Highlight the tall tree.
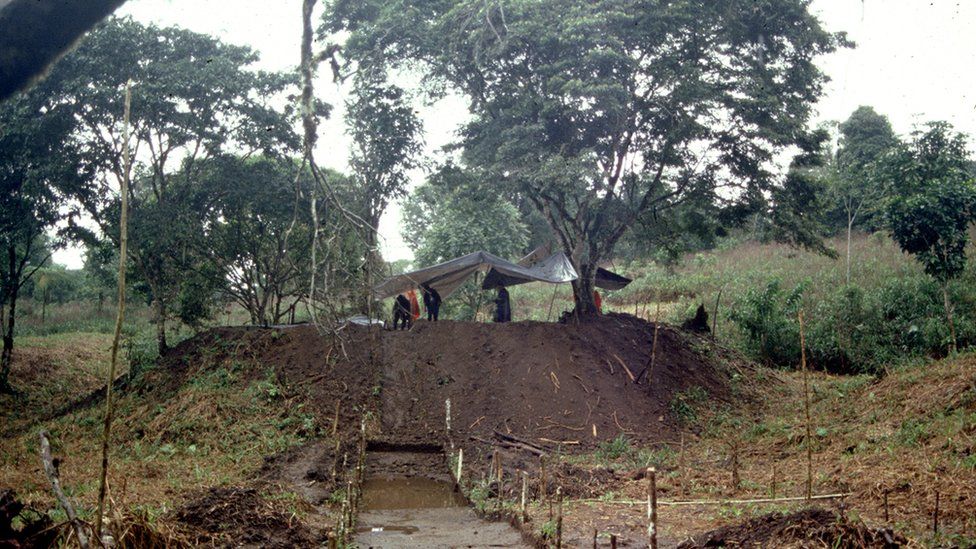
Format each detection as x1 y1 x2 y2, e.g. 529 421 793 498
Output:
0 84 87 392
325 0 848 316
831 106 897 284
882 122 976 353
52 17 297 352
345 70 424 271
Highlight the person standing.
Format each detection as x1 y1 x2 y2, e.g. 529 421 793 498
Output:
494 287 511 323
422 284 442 321
407 289 420 321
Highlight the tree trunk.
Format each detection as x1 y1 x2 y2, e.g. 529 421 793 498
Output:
0 286 18 393
845 217 853 286
153 297 168 354
41 289 48 325
942 284 957 354
571 263 599 319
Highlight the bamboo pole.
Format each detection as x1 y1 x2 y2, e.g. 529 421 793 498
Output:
95 79 133 539
456 448 464 485
571 492 852 506
799 309 812 500
648 467 658 549
521 470 528 523
332 399 340 436
555 486 563 549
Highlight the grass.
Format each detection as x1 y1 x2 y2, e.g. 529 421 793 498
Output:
0 331 321 523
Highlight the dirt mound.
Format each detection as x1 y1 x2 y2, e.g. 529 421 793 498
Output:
151 313 745 452
377 313 742 448
174 487 316 548
677 508 909 548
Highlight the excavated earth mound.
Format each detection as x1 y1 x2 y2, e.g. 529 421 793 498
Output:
158 313 748 452
677 508 908 548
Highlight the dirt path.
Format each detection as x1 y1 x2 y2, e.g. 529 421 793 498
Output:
352 451 529 549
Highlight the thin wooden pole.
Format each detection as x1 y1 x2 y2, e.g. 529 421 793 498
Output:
799 309 812 501
611 534 617 549
540 455 548 519
648 467 658 549
456 448 464 485
933 491 940 535
546 285 559 322
521 470 528 522
95 79 132 539
593 528 598 549
883 489 889 523
332 399 341 436
555 486 563 549
711 286 724 339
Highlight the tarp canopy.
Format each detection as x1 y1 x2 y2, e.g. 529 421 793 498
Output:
372 251 579 300
483 245 633 291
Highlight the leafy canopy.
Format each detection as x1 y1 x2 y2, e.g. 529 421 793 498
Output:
883 122 976 283
326 0 849 312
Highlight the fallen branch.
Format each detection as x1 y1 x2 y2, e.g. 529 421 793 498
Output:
538 438 580 445
493 430 550 453
39 431 90 548
573 492 852 507
470 435 546 457
611 353 636 383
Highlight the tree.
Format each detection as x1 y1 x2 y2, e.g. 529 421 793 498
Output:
345 70 424 273
325 0 848 316
51 17 298 352
402 163 528 317
830 106 897 284
193 155 360 326
882 122 976 353
0 83 87 392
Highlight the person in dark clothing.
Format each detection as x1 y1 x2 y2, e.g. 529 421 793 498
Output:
494 287 511 323
422 284 442 321
392 294 412 330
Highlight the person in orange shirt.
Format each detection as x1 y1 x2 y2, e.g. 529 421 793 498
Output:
407 289 420 320
593 290 602 313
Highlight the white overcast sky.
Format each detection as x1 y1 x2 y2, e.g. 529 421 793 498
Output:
52 0 976 268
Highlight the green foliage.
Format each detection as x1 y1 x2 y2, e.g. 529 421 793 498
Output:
727 280 806 367
402 163 529 318
882 122 976 284
48 16 298 350
328 0 848 313
669 386 709 425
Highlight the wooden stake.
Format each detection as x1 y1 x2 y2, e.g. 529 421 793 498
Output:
883 489 889 523
95 79 132 541
730 439 740 492
332 399 340 436
593 528 598 549
456 448 464 485
799 309 812 501
540 455 548 516
555 486 563 549
933 491 940 535
610 534 617 549
521 470 528 523
711 286 724 340
648 467 658 549
39 431 90 549
771 463 777 499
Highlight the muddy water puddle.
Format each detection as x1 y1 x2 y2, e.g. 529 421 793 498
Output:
354 450 528 548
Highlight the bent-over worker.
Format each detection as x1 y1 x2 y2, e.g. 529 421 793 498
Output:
392 294 412 330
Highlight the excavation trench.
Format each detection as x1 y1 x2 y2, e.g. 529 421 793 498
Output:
353 446 529 548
